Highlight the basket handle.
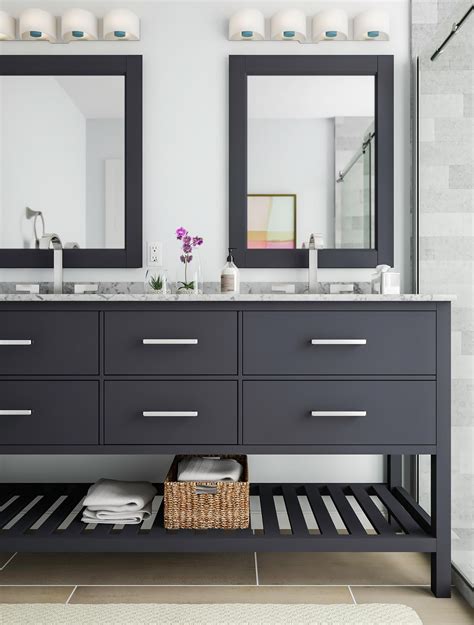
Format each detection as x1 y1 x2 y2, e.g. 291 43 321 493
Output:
195 484 218 495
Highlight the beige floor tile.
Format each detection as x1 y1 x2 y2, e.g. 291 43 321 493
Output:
0 554 15 569
0 553 255 586
0 586 74 604
351 586 473 625
258 552 431 586
71 585 353 604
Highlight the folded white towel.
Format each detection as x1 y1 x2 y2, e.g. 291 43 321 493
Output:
83 479 157 513
177 457 243 483
81 501 152 525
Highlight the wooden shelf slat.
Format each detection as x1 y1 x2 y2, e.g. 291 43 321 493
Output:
349 485 395 536
305 485 338 537
327 485 366 537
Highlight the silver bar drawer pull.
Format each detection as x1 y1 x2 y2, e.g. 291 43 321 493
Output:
0 410 32 416
142 339 198 345
142 411 198 418
311 411 367 417
311 339 367 345
0 339 32 346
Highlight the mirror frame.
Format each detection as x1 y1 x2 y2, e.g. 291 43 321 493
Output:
229 55 393 268
0 55 142 268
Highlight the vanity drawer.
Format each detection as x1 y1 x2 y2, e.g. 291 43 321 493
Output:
105 312 237 375
243 381 436 445
105 381 237 444
0 381 99 445
243 311 436 375
0 312 99 375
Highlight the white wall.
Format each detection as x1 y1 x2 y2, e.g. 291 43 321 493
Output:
248 118 335 247
0 0 409 484
0 76 86 248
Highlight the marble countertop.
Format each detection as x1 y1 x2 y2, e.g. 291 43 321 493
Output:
0 292 455 302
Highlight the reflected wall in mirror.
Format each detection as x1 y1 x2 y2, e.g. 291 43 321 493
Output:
0 75 125 250
247 75 375 250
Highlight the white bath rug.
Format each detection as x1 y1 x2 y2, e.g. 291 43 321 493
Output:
1 602 423 624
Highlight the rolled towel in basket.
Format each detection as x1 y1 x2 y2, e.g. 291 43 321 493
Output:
83 479 157 512
177 457 243 483
81 501 153 525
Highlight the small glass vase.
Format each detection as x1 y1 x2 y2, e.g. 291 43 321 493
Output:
175 253 202 294
144 268 169 295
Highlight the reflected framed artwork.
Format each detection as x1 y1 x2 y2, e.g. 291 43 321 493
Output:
247 194 296 249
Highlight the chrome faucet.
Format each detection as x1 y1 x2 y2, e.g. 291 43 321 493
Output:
308 233 324 294
39 234 63 294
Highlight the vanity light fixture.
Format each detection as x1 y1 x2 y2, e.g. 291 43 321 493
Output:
312 9 348 42
354 9 390 41
103 9 140 41
229 9 265 41
61 9 98 42
0 11 15 41
19 8 57 42
271 9 307 42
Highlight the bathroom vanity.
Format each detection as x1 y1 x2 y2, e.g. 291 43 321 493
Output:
0 51 452 598
0 294 452 597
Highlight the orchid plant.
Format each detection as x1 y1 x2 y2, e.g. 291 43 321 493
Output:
176 227 204 292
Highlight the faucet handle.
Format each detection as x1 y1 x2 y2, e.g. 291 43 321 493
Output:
308 233 324 250
39 233 62 249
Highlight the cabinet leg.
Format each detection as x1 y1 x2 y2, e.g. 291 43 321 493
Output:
431 550 451 598
430 454 451 598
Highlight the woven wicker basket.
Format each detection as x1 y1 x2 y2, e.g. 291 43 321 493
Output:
164 455 249 530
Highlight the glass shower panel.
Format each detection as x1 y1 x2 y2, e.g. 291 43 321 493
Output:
417 2 473 586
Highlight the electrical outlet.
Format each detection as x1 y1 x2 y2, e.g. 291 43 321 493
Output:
147 241 162 267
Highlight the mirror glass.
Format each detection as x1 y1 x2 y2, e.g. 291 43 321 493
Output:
0 75 125 249
247 75 375 250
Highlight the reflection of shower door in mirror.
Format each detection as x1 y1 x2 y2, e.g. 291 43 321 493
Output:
335 123 375 249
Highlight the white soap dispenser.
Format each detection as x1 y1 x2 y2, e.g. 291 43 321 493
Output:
221 248 240 294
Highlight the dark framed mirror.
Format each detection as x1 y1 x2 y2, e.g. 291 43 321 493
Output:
0 55 142 268
229 55 393 268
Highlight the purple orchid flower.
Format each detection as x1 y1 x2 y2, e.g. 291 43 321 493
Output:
176 227 204 291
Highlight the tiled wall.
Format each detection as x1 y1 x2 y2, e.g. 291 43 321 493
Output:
413 0 473 582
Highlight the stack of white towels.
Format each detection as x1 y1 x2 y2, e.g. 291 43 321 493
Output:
81 479 157 525
177 457 243 494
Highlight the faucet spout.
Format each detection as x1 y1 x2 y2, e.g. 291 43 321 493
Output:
307 233 324 294
53 244 63 295
39 234 63 294
308 234 318 294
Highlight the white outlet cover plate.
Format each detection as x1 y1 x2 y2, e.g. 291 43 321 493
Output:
147 241 162 266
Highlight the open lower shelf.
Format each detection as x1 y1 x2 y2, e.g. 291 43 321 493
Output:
0 483 435 553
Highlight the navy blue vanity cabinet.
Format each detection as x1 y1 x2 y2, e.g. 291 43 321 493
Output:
0 299 451 598
0 311 99 375
105 380 238 444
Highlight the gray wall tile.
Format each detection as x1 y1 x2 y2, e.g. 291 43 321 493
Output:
449 165 474 188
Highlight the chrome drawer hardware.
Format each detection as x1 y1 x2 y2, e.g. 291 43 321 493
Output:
0 410 32 416
0 339 32 346
142 411 198 417
142 339 198 345
311 339 367 345
311 411 367 417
